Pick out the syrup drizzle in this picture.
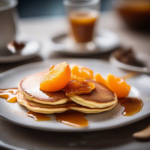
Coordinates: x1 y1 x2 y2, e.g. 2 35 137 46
118 97 143 116
27 111 51 121
56 100 88 127
62 79 95 97
0 88 144 126
55 110 88 127
0 88 18 103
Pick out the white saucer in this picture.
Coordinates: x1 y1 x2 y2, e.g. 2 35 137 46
49 29 120 56
0 37 41 63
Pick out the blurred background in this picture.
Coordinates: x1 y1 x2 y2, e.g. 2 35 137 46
17 0 113 18
0 0 150 71
0 0 150 150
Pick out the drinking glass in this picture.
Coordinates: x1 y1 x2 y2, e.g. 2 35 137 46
63 0 100 51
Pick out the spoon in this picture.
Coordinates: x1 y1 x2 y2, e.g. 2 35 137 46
133 125 150 140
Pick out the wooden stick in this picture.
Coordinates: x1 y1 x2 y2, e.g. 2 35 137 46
133 125 150 140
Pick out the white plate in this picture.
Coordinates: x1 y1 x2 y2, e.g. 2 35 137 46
0 59 150 132
49 29 120 56
0 38 40 63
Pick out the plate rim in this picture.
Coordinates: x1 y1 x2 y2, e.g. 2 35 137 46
0 107 149 132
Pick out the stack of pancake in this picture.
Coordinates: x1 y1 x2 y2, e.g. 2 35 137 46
17 70 118 114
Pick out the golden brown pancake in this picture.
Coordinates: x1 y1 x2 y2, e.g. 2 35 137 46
70 81 118 108
18 70 117 109
17 92 117 114
70 101 117 114
17 92 69 114
18 70 68 105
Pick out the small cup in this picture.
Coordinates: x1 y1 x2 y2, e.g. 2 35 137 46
0 0 18 51
64 0 100 44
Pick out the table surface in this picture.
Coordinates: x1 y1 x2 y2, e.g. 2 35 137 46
0 12 150 150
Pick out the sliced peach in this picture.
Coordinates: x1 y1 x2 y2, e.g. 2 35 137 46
71 65 93 79
40 62 71 92
71 75 86 83
107 74 131 98
94 73 108 88
63 80 95 97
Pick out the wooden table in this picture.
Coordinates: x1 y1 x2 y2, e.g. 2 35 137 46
0 12 150 150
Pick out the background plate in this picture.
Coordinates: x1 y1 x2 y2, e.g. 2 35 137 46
49 29 120 56
0 59 150 132
110 50 150 74
0 37 40 63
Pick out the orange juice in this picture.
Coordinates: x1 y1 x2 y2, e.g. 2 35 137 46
69 10 98 43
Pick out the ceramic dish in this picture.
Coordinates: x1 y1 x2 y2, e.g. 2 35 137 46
0 38 40 63
110 50 150 74
0 59 150 132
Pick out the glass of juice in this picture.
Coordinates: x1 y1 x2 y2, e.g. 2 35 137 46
64 0 100 50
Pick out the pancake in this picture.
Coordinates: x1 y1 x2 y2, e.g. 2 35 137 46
69 81 118 108
17 92 69 114
70 101 117 114
18 70 117 108
18 70 69 105
17 92 117 114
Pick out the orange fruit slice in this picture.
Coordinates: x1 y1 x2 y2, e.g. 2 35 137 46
71 65 93 79
40 62 71 92
94 73 108 88
107 74 131 98
71 75 86 83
